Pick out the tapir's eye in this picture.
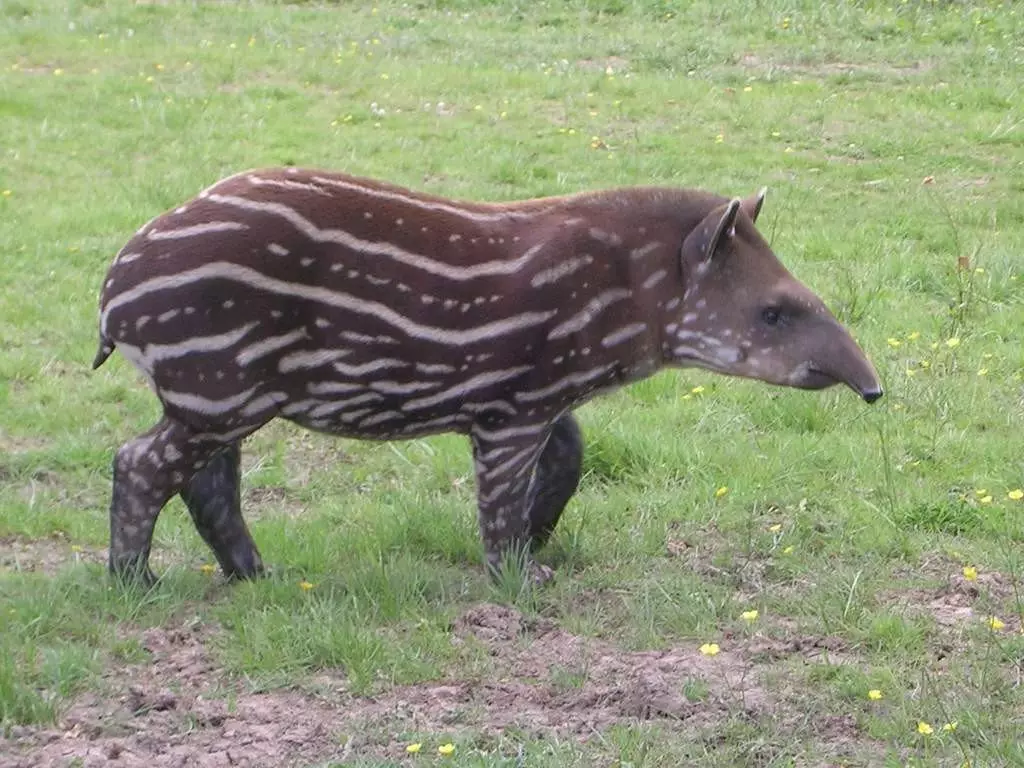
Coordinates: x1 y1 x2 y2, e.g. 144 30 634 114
762 307 781 326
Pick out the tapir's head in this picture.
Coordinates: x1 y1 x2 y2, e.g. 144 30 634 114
664 189 883 403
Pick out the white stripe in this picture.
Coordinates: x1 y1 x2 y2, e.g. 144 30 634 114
359 410 403 428
470 422 546 443
530 255 593 288
480 481 511 504
630 242 662 260
208 194 543 281
101 262 556 346
267 243 290 256
415 362 456 375
116 252 143 265
236 328 308 365
307 381 364 395
402 366 533 412
188 423 261 444
281 398 325 416
601 322 648 348
641 268 668 290
460 400 519 417
547 289 632 340
333 359 409 377
161 385 258 416
247 176 332 195
136 322 259 368
278 348 351 373
370 380 442 395
146 221 249 240
157 309 180 323
308 393 385 418
484 444 542 481
514 364 615 404
308 175 538 222
241 391 288 417
400 414 469 434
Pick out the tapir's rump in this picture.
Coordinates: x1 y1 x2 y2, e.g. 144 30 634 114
95 168 882 585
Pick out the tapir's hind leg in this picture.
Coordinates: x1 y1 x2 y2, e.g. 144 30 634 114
526 412 584 551
109 414 250 585
179 443 263 580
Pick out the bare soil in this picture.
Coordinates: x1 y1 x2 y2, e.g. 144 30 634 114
0 602 799 767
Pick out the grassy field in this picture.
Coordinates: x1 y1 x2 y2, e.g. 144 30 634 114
1 0 1022 765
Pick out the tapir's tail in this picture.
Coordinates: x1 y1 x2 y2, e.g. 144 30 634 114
92 335 115 369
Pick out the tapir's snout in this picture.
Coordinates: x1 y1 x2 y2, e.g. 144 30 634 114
861 387 884 404
807 320 884 405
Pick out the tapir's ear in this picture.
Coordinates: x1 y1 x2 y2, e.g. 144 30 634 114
741 187 767 224
682 199 742 270
705 198 741 261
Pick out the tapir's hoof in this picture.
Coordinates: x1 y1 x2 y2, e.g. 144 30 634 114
223 562 267 582
108 558 158 590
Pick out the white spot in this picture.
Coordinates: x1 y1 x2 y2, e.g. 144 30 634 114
267 243 289 256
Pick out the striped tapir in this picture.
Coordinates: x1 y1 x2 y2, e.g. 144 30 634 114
93 168 883 586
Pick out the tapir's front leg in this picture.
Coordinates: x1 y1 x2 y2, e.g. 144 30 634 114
470 421 559 583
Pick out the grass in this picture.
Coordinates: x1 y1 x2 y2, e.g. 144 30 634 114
1 0 1023 765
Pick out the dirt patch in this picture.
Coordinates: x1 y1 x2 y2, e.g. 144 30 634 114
0 535 106 576
358 602 769 740
738 52 933 79
885 556 1023 633
1 604 882 765
0 621 348 768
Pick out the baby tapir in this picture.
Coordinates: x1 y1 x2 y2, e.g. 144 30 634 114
93 168 883 586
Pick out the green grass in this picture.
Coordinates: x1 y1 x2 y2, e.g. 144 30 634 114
2 0 1023 765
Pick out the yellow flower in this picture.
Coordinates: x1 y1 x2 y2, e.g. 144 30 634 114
930 342 940 350
743 86 753 92
962 566 978 581
917 721 934 735
768 523 782 533
691 385 705 394
1008 489 1024 501
1 189 11 197
887 337 901 348
782 545 794 554
986 616 1005 630
438 743 455 756
946 337 961 348
906 331 921 341
715 134 724 143
299 580 315 591
784 146 794 153
980 495 993 504
699 643 720 656
70 544 83 553
906 368 916 377
868 689 883 700
741 610 759 622
943 721 958 732
200 564 216 575
975 489 988 497
714 486 728 498
53 68 63 76
977 368 988 376
406 743 422 754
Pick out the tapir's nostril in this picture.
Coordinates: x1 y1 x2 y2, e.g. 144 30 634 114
862 388 884 404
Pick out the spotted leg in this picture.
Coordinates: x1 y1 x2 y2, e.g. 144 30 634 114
470 420 570 584
178 443 264 580
108 415 240 586
525 412 583 551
